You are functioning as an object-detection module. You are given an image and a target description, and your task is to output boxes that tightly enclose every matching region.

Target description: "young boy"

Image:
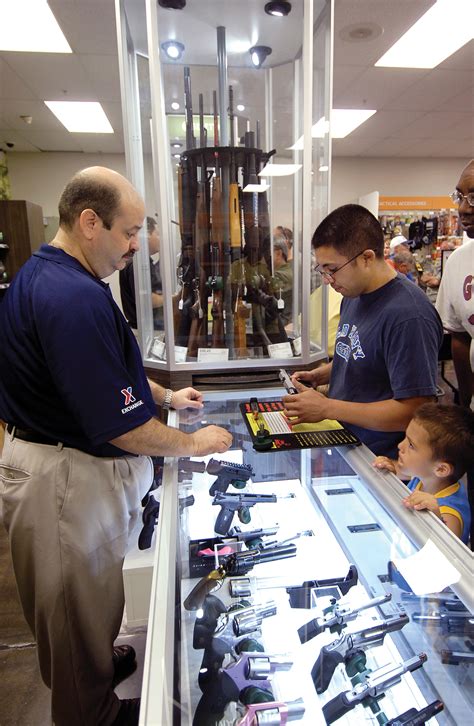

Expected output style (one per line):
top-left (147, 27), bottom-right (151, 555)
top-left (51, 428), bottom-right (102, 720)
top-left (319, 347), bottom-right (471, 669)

top-left (373, 403), bottom-right (473, 544)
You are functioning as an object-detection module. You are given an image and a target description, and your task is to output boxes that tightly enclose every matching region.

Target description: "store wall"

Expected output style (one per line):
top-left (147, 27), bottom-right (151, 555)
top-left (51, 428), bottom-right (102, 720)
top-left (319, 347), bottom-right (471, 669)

top-left (7, 152), bottom-right (467, 221)
top-left (331, 157), bottom-right (467, 210)
top-left (7, 152), bottom-right (158, 217)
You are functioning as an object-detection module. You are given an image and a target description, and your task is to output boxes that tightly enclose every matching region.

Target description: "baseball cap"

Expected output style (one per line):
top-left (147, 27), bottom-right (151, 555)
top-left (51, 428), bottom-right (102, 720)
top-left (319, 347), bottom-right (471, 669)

top-left (389, 235), bottom-right (409, 251)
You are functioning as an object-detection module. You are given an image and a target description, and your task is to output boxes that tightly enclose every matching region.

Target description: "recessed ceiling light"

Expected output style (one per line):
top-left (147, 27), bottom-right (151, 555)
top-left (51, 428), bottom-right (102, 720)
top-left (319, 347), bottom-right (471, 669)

top-left (319, 165), bottom-right (329, 172)
top-left (158, 0), bottom-right (186, 8)
top-left (249, 45), bottom-right (272, 68)
top-left (173, 153), bottom-right (180, 159)
top-left (236, 104), bottom-right (245, 112)
top-left (264, 1), bottom-right (292, 17)
top-left (0, 1), bottom-right (72, 53)
top-left (171, 101), bottom-right (180, 110)
top-left (288, 109), bottom-right (376, 149)
top-left (376, 0), bottom-right (473, 68)
top-left (161, 40), bottom-right (185, 60)
top-left (44, 101), bottom-right (114, 133)
top-left (171, 142), bottom-right (182, 148)
top-left (243, 182), bottom-right (270, 193)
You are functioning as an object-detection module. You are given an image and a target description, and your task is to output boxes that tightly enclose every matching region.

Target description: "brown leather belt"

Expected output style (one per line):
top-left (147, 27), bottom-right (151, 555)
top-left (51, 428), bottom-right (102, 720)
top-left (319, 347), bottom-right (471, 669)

top-left (6, 423), bottom-right (60, 447)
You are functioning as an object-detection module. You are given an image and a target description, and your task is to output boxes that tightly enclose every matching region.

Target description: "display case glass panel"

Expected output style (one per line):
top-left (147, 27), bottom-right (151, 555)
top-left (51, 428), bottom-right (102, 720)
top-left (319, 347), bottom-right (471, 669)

top-left (117, 0), bottom-right (332, 372)
top-left (140, 389), bottom-right (473, 725)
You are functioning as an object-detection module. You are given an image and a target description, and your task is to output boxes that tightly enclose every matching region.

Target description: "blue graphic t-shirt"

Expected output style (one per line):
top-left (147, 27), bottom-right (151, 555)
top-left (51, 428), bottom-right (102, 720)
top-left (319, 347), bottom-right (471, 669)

top-left (329, 274), bottom-right (443, 457)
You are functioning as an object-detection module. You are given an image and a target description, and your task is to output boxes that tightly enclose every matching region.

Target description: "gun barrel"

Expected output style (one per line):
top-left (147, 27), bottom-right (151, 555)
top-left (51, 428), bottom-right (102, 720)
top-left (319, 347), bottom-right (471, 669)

top-left (228, 544), bottom-right (297, 576)
top-left (386, 700), bottom-right (444, 726)
top-left (279, 368), bottom-right (298, 395)
top-left (233, 602), bottom-right (277, 634)
top-left (237, 698), bottom-right (305, 726)
top-left (245, 654), bottom-right (293, 679)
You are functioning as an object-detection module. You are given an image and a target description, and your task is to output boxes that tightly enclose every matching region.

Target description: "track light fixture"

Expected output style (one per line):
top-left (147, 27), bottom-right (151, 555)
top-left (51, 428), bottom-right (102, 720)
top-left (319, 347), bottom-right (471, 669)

top-left (161, 40), bottom-right (185, 60)
top-left (249, 45), bottom-right (272, 68)
top-left (264, 1), bottom-right (292, 17)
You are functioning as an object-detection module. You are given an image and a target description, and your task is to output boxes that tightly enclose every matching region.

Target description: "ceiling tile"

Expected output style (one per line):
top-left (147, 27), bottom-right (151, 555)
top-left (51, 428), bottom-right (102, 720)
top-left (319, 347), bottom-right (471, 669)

top-left (334, 67), bottom-right (428, 110)
top-left (395, 69), bottom-right (473, 112)
top-left (392, 112), bottom-right (470, 139)
top-left (48, 0), bottom-right (118, 56)
top-left (0, 57), bottom-right (36, 99)
top-left (78, 56), bottom-right (122, 102)
top-left (4, 53), bottom-right (98, 101)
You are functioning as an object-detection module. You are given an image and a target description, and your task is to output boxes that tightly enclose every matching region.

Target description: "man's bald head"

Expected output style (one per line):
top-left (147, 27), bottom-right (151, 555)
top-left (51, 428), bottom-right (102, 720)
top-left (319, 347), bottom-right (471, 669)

top-left (58, 166), bottom-right (140, 231)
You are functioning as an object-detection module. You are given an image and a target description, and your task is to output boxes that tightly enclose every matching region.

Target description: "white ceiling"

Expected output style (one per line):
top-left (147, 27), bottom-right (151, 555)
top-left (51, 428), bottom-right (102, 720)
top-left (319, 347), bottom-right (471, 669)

top-left (0, 0), bottom-right (472, 158)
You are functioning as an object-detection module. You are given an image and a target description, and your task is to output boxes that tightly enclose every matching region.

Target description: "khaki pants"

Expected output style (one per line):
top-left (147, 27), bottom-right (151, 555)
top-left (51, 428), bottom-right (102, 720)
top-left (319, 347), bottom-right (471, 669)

top-left (0, 435), bottom-right (153, 726)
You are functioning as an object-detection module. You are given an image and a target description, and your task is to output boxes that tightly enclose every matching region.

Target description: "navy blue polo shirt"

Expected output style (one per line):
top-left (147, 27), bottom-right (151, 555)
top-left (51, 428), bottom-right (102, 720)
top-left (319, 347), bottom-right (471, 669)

top-left (0, 245), bottom-right (156, 456)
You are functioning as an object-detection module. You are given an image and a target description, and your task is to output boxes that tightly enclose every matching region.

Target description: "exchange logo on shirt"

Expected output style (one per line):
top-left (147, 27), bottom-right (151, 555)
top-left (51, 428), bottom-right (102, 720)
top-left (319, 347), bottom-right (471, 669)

top-left (335, 323), bottom-right (365, 362)
top-left (121, 386), bottom-right (144, 414)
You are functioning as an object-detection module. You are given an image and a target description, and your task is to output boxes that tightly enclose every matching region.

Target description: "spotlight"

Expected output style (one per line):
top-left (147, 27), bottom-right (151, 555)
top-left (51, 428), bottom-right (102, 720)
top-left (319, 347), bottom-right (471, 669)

top-left (249, 45), bottom-right (272, 68)
top-left (171, 101), bottom-right (180, 110)
top-left (158, 1), bottom-right (186, 9)
top-left (171, 142), bottom-right (182, 148)
top-left (264, 1), bottom-right (291, 17)
top-left (161, 40), bottom-right (185, 60)
top-left (236, 104), bottom-right (245, 112)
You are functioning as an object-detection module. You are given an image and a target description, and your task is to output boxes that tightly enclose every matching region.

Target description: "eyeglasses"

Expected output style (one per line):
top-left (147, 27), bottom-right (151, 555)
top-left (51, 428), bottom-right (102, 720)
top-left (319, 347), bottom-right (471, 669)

top-left (450, 190), bottom-right (474, 207)
top-left (314, 250), bottom-right (365, 282)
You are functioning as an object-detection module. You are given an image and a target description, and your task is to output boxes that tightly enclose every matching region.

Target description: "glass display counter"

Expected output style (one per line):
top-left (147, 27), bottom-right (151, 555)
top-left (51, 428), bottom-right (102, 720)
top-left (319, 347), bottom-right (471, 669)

top-left (138, 389), bottom-right (473, 725)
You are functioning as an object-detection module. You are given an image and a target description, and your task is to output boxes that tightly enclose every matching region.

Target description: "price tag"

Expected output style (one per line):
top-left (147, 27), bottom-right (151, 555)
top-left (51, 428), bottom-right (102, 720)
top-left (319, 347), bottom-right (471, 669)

top-left (174, 346), bottom-right (187, 363)
top-left (197, 348), bottom-right (230, 363)
top-left (293, 336), bottom-right (302, 356)
top-left (178, 299), bottom-right (184, 310)
top-left (151, 339), bottom-right (166, 360)
top-left (277, 298), bottom-right (284, 310)
top-left (267, 342), bottom-right (293, 359)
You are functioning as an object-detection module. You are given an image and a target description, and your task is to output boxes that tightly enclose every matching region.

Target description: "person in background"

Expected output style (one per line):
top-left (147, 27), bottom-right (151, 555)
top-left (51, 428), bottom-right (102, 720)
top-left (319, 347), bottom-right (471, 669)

top-left (389, 234), bottom-right (410, 256)
top-left (272, 235), bottom-right (293, 326)
top-left (372, 403), bottom-right (473, 545)
top-left (120, 215), bottom-right (163, 330)
top-left (435, 158), bottom-right (474, 548)
top-left (283, 204), bottom-right (443, 458)
top-left (0, 166), bottom-right (232, 726)
top-left (392, 249), bottom-right (417, 282)
top-left (273, 225), bottom-right (293, 261)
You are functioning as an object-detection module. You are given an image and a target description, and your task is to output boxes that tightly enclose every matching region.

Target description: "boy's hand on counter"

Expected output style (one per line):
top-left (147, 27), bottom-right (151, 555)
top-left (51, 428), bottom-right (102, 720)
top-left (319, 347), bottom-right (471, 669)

top-left (402, 490), bottom-right (441, 518)
top-left (372, 456), bottom-right (398, 474)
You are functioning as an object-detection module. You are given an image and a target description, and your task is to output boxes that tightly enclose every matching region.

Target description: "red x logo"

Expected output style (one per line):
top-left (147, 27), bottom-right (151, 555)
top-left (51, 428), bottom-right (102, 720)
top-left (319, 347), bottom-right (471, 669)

top-left (121, 387), bottom-right (136, 406)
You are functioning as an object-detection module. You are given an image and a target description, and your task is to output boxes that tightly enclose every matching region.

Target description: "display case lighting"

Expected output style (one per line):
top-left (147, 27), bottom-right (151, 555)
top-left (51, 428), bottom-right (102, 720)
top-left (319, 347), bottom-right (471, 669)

top-left (249, 45), bottom-right (272, 68)
top-left (161, 40), bottom-right (185, 60)
top-left (264, 1), bottom-right (292, 17)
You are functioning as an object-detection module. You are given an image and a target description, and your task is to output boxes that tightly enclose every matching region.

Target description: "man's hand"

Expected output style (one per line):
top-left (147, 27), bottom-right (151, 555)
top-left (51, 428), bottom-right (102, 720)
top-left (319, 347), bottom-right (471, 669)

top-left (291, 362), bottom-right (331, 389)
top-left (282, 386), bottom-right (331, 425)
top-left (402, 490), bottom-right (441, 517)
top-left (372, 456), bottom-right (398, 475)
top-left (172, 387), bottom-right (204, 410)
top-left (191, 425), bottom-right (232, 455)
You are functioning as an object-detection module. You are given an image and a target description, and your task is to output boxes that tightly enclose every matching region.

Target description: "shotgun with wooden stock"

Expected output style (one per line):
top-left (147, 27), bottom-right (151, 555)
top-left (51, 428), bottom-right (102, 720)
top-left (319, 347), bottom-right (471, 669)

top-left (209, 90), bottom-right (225, 348)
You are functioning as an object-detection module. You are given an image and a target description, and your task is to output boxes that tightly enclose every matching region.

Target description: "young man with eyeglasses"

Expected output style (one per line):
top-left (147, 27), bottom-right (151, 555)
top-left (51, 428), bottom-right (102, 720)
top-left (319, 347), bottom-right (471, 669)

top-left (0, 167), bottom-right (232, 726)
top-left (283, 203), bottom-right (443, 459)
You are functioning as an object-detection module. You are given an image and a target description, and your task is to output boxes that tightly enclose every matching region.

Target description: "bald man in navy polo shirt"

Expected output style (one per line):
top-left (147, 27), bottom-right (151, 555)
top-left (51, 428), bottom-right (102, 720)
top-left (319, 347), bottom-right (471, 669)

top-left (0, 167), bottom-right (232, 726)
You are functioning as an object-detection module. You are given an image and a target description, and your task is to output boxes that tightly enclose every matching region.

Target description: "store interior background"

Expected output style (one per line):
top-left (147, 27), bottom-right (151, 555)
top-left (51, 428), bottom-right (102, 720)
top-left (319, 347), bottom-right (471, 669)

top-left (0, 1), bottom-right (472, 723)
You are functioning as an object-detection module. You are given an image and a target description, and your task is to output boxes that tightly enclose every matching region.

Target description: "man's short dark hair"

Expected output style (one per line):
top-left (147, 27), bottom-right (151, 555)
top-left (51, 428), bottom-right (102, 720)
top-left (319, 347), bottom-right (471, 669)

top-left (147, 216), bottom-right (157, 234)
top-left (413, 403), bottom-right (474, 482)
top-left (58, 173), bottom-right (121, 230)
top-left (275, 225), bottom-right (293, 248)
top-left (312, 204), bottom-right (384, 259)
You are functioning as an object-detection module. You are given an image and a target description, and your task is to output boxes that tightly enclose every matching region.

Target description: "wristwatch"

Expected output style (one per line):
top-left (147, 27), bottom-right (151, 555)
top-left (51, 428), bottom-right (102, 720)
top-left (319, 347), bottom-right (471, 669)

top-left (162, 388), bottom-right (173, 411)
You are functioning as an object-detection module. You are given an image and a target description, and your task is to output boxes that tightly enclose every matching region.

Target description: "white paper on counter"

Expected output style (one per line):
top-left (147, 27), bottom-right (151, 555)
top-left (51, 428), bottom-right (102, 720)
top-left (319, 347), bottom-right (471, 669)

top-left (392, 539), bottom-right (461, 596)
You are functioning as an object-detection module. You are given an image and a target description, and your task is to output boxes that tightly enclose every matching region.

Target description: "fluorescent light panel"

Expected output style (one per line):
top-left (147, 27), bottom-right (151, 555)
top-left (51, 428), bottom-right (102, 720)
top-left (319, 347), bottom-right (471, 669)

top-left (375, 0), bottom-right (474, 69)
top-left (45, 102), bottom-right (114, 133)
top-left (0, 1), bottom-right (72, 53)
top-left (243, 182), bottom-right (270, 193)
top-left (289, 109), bottom-right (376, 149)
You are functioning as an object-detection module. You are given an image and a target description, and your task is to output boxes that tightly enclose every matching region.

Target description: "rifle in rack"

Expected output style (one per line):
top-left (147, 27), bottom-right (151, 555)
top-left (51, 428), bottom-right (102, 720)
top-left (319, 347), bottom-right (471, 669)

top-left (209, 90), bottom-right (225, 348)
top-left (175, 66), bottom-right (197, 346)
top-left (187, 93), bottom-right (211, 357)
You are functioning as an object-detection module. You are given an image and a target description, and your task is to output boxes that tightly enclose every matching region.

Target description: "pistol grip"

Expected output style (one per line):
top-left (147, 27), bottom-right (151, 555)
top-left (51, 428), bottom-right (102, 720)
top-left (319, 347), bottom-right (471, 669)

top-left (311, 647), bottom-right (344, 694)
top-left (322, 691), bottom-right (353, 724)
top-left (215, 506), bottom-right (234, 535)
